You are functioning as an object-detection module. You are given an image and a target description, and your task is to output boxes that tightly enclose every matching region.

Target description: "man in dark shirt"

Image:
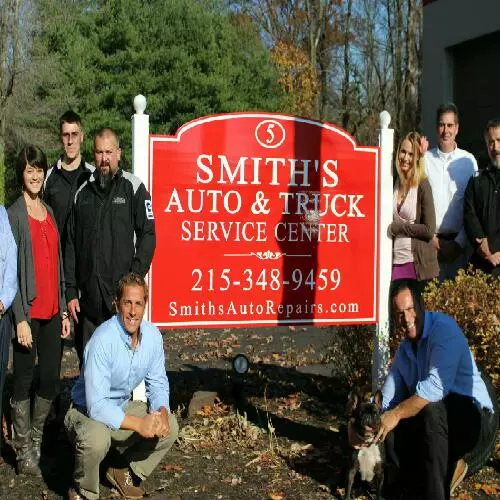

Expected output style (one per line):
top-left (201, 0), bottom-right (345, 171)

top-left (464, 118), bottom-right (500, 277)
top-left (44, 110), bottom-right (94, 249)
top-left (65, 127), bottom-right (156, 363)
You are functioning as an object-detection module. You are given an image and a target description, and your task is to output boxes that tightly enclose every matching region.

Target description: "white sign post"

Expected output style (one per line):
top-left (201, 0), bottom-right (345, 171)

top-left (372, 111), bottom-right (395, 392)
top-left (132, 94), bottom-right (150, 186)
top-left (131, 95), bottom-right (150, 403)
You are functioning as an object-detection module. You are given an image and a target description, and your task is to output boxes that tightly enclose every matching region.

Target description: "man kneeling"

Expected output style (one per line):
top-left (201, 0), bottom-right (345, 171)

top-left (65, 273), bottom-right (178, 499)
top-left (376, 280), bottom-right (497, 499)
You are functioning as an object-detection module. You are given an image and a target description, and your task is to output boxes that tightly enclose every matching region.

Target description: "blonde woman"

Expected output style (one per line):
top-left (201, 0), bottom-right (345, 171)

top-left (389, 132), bottom-right (438, 293)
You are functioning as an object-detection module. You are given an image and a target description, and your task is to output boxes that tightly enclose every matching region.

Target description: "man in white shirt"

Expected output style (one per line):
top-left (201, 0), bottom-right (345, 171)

top-left (424, 103), bottom-right (478, 281)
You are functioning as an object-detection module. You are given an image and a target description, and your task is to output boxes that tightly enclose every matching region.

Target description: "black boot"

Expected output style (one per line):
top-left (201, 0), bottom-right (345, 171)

top-left (31, 396), bottom-right (52, 462)
top-left (11, 399), bottom-right (41, 476)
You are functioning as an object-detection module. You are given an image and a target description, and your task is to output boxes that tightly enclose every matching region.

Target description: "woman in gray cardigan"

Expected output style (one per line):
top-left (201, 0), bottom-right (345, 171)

top-left (388, 132), bottom-right (439, 294)
top-left (7, 146), bottom-right (70, 476)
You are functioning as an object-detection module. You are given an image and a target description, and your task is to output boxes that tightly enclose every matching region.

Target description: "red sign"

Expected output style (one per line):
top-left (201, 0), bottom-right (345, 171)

top-left (148, 113), bottom-right (379, 328)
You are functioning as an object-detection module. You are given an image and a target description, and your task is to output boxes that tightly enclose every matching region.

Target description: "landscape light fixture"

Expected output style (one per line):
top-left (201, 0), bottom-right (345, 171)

top-left (232, 354), bottom-right (250, 375)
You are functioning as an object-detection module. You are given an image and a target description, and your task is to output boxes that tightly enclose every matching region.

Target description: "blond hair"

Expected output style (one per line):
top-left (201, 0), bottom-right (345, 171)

top-left (395, 131), bottom-right (427, 198)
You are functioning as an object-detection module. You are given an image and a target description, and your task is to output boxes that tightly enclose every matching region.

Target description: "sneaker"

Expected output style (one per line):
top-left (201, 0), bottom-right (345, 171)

top-left (105, 466), bottom-right (144, 498)
top-left (450, 458), bottom-right (468, 496)
top-left (68, 487), bottom-right (88, 500)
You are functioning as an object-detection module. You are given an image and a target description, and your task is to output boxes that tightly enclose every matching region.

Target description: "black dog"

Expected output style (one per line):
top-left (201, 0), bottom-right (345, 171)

top-left (344, 390), bottom-right (385, 500)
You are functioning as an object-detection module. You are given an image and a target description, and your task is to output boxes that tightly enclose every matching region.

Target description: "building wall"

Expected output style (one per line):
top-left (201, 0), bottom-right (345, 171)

top-left (422, 0), bottom-right (500, 164)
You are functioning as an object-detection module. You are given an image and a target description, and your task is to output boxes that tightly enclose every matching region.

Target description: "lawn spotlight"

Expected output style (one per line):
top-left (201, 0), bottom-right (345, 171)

top-left (232, 354), bottom-right (250, 375)
top-left (231, 354), bottom-right (250, 406)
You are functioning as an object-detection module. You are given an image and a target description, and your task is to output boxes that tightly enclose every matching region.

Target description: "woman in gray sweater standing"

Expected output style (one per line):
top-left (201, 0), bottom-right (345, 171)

top-left (8, 146), bottom-right (70, 476)
top-left (388, 132), bottom-right (439, 294)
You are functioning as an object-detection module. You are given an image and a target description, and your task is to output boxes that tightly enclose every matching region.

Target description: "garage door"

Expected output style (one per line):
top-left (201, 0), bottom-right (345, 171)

top-left (453, 30), bottom-right (500, 168)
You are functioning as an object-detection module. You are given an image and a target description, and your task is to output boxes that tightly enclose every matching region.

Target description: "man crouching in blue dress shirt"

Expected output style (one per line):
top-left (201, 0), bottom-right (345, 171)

top-left (65, 272), bottom-right (178, 500)
top-left (375, 279), bottom-right (497, 500)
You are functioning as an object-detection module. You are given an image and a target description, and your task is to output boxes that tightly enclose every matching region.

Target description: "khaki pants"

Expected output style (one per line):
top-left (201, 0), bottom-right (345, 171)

top-left (64, 401), bottom-right (178, 500)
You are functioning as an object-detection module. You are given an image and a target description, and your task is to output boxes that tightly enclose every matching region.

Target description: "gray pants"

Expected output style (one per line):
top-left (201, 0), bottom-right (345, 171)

top-left (64, 401), bottom-right (179, 500)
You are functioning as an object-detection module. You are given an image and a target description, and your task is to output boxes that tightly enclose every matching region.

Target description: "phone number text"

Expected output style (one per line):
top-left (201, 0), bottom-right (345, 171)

top-left (191, 268), bottom-right (341, 291)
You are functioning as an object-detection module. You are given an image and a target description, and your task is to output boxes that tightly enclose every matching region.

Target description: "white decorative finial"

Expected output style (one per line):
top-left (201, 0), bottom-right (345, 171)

top-left (379, 110), bottom-right (391, 129)
top-left (134, 94), bottom-right (147, 115)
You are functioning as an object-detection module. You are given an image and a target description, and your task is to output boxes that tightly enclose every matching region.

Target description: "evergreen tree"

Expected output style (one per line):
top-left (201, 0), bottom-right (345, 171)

top-left (7, 0), bottom-right (285, 178)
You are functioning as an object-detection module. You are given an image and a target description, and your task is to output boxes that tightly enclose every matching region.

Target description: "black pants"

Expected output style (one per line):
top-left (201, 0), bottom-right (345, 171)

top-left (12, 314), bottom-right (62, 402)
top-left (75, 309), bottom-right (113, 366)
top-left (385, 394), bottom-right (495, 500)
top-left (0, 312), bottom-right (12, 453)
top-left (74, 293), bottom-right (114, 365)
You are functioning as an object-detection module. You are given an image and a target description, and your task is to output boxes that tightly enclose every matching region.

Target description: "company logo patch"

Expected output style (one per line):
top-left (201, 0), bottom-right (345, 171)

top-left (112, 197), bottom-right (126, 204)
top-left (145, 200), bottom-right (154, 219)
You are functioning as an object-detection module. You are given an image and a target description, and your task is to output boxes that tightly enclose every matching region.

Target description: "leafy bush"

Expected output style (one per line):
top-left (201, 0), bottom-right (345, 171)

top-left (423, 268), bottom-right (500, 388)
top-left (325, 324), bottom-right (374, 387)
top-left (324, 269), bottom-right (499, 391)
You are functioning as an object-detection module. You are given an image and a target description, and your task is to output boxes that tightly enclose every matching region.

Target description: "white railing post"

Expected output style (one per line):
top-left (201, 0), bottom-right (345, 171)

top-left (372, 110), bottom-right (394, 393)
top-left (131, 95), bottom-right (150, 402)
top-left (132, 94), bottom-right (150, 319)
top-left (132, 94), bottom-right (150, 186)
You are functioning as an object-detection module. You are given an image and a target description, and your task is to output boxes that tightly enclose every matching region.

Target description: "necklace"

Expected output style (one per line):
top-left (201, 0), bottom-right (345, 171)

top-left (26, 200), bottom-right (42, 211)
top-left (24, 196), bottom-right (46, 221)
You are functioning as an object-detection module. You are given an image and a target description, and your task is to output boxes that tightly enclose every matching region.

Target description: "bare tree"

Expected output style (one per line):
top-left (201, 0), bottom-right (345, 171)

top-left (235, 0), bottom-right (343, 119)
top-left (403, 0), bottom-right (422, 132)
top-left (0, 0), bottom-right (21, 137)
top-left (339, 0), bottom-right (422, 142)
top-left (340, 0), bottom-right (353, 129)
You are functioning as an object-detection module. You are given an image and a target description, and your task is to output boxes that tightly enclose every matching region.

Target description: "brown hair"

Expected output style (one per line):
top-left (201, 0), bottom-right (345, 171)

top-left (116, 272), bottom-right (148, 302)
top-left (59, 110), bottom-right (82, 133)
top-left (94, 127), bottom-right (120, 149)
top-left (17, 145), bottom-right (48, 188)
top-left (436, 102), bottom-right (459, 125)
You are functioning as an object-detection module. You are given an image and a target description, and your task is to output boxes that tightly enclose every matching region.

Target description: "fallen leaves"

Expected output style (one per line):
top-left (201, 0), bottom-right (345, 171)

top-left (473, 482), bottom-right (500, 495)
top-left (269, 493), bottom-right (284, 499)
top-left (245, 450), bottom-right (283, 468)
top-left (161, 464), bottom-right (184, 472)
top-left (224, 475), bottom-right (242, 486)
top-left (197, 398), bottom-right (230, 417)
top-left (289, 443), bottom-right (313, 455)
top-left (177, 411), bottom-right (264, 452)
top-left (277, 393), bottom-right (302, 413)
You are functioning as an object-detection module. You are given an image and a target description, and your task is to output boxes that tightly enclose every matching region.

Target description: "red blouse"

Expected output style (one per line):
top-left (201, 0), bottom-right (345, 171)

top-left (29, 212), bottom-right (59, 319)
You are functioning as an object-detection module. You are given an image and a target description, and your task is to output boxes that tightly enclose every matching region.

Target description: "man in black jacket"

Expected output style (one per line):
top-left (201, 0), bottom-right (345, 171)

top-left (65, 127), bottom-right (156, 362)
top-left (464, 118), bottom-right (500, 277)
top-left (44, 110), bottom-right (94, 250)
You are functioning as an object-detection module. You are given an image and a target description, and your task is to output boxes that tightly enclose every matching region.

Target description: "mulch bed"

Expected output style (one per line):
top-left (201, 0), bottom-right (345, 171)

top-left (0, 326), bottom-right (498, 499)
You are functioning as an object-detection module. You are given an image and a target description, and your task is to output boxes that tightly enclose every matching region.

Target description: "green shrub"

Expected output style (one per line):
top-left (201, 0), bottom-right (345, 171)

top-left (423, 268), bottom-right (500, 389)
top-left (325, 324), bottom-right (374, 387)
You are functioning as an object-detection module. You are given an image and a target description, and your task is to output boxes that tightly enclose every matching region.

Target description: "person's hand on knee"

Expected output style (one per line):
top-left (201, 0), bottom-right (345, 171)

top-left (138, 413), bottom-right (158, 438)
top-left (151, 408), bottom-right (171, 438)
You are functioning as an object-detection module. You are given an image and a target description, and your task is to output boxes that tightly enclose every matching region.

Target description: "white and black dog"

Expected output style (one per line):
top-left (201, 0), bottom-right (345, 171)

top-left (344, 389), bottom-right (385, 500)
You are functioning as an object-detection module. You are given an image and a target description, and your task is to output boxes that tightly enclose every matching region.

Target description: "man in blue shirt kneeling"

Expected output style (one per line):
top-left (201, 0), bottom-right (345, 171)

top-left (65, 272), bottom-right (178, 500)
top-left (376, 279), bottom-right (497, 500)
